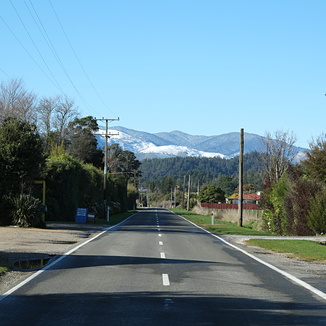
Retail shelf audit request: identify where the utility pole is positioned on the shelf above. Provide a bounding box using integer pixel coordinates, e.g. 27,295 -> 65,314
187,175 -> 191,211
182,175 -> 186,209
95,117 -> 119,220
238,128 -> 244,227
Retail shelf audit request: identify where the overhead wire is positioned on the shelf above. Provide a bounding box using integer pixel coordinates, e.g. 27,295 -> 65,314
0,67 -> 13,80
48,0 -> 117,117
2,0 -> 115,119
25,0 -> 95,115
9,0 -> 64,93
0,15 -> 63,92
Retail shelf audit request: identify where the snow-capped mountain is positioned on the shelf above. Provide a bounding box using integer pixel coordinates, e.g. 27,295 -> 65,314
96,126 -> 308,160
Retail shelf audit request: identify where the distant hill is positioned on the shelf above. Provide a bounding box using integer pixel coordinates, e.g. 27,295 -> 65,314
96,126 -> 307,160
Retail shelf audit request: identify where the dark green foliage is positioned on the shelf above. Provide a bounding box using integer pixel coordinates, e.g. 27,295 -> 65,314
284,166 -> 317,236
0,118 -> 45,194
127,184 -> 138,210
161,175 -> 176,194
307,188 -> 326,235
261,174 -> 288,235
10,194 -> 45,228
66,116 -> 103,168
213,175 -> 237,196
141,151 -> 263,195
303,136 -> 326,182
262,165 -> 321,236
45,155 -> 103,221
107,144 -> 141,184
0,118 -> 45,226
198,185 -> 225,203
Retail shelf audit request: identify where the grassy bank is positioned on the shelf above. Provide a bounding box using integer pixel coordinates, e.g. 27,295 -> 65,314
173,209 -> 271,236
246,239 -> 326,262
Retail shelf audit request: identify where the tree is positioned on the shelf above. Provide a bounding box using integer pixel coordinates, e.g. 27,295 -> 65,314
0,118 -> 45,193
54,95 -> 79,140
0,118 -> 45,226
198,185 -> 225,203
106,144 -> 141,183
66,116 -> 103,167
262,130 -> 297,184
303,134 -> 326,182
160,175 -> 175,195
0,78 -> 37,124
37,95 -> 60,135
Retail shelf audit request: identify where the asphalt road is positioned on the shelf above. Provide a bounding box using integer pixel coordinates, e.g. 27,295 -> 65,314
0,208 -> 325,325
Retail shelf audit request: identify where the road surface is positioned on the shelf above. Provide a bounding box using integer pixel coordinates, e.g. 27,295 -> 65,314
0,208 -> 325,325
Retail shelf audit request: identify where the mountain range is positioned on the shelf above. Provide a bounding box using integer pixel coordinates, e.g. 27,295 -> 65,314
96,126 -> 307,160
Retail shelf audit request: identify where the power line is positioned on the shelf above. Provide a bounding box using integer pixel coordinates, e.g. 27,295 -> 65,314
48,0 -> 115,116
0,15 -> 63,92
10,0 -> 64,93
48,0 -> 114,117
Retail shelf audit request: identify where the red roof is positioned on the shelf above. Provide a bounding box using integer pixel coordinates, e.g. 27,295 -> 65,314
229,193 -> 261,200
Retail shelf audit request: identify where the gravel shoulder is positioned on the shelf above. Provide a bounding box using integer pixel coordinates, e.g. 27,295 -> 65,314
0,223 -> 107,295
1,225 -> 326,299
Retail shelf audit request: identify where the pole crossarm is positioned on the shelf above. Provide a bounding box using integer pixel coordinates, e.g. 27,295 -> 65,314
94,117 -> 119,219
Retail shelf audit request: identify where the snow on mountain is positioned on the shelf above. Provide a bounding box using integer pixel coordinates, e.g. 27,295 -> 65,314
96,127 -> 227,160
96,126 -> 308,161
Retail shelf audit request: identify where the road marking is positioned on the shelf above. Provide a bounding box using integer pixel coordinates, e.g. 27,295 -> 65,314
158,234 -> 162,237
162,274 -> 170,286
0,212 -> 141,302
159,241 -> 163,245
160,252 -> 166,259
158,228 -> 161,232
177,213 -> 326,302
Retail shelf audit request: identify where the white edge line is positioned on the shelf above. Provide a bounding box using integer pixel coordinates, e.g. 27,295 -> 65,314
0,212 -> 140,302
176,212 -> 326,301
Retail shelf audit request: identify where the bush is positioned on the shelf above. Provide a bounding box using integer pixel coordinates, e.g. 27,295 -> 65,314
284,167 -> 317,236
10,193 -> 45,227
307,189 -> 326,235
261,174 -> 288,235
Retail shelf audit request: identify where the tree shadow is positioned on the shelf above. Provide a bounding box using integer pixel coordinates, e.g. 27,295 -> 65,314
0,291 -> 325,325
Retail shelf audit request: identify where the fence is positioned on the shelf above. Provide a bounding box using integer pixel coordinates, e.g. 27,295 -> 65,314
200,202 -> 260,210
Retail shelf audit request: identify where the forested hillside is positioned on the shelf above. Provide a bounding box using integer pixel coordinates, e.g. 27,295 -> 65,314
140,151 -> 264,195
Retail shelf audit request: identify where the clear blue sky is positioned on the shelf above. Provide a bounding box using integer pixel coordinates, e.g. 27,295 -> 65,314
1,0 -> 326,148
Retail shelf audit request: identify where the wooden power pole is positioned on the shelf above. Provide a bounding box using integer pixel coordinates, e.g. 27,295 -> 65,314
95,117 -> 119,220
238,128 -> 244,227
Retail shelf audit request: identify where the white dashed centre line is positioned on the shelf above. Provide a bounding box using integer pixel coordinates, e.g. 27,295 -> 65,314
160,252 -> 166,259
158,234 -> 162,237
159,241 -> 163,245
162,274 -> 170,286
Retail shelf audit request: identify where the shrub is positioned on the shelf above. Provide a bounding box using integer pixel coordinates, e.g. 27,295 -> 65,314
284,167 -> 318,236
261,174 -> 288,235
10,193 -> 45,228
307,189 -> 326,235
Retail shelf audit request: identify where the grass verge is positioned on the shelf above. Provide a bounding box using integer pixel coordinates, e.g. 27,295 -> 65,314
97,210 -> 139,226
246,239 -> 326,262
172,209 -> 271,236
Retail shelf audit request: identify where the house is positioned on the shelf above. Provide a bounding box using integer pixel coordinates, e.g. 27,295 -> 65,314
227,192 -> 261,205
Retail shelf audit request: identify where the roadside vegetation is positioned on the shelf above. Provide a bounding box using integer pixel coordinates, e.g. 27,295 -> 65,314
0,78 -> 141,228
174,209 -> 326,261
246,239 -> 326,262
173,209 -> 271,236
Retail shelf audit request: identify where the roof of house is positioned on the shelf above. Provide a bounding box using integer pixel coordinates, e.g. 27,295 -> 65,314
229,193 -> 261,200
